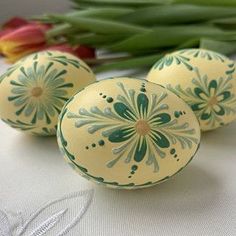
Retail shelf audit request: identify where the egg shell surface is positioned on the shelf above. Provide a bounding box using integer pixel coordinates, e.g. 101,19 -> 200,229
57,77 -> 201,189
0,50 -> 95,135
147,49 -> 236,131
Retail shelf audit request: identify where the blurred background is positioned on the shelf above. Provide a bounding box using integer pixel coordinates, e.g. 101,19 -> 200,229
0,0 -> 70,22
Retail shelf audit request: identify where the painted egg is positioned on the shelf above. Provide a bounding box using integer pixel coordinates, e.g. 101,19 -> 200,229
0,50 -> 95,135
57,78 -> 201,189
147,49 -> 236,131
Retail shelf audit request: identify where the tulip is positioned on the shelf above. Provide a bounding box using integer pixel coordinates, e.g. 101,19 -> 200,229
43,43 -> 95,59
0,23 -> 50,62
2,17 -> 29,29
0,17 -> 95,63
0,17 -> 29,38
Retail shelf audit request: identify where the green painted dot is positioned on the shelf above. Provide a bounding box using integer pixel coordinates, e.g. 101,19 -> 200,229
132,165 -> 138,171
180,111 -> 183,115
98,140 -> 105,146
131,171 -> 135,174
99,93 -> 102,95
102,95 -> 107,98
140,88 -> 146,92
174,154 -> 178,158
106,97 -> 113,103
170,148 -> 176,154
174,111 -> 180,118
183,111 -> 186,114
128,176 -> 132,178
92,143 -> 96,147
177,159 -> 180,161
85,146 -> 89,150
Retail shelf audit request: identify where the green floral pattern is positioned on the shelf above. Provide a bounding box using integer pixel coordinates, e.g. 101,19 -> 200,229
66,82 -> 198,173
0,62 -> 22,84
45,51 -> 91,73
1,119 -> 36,131
154,53 -> 193,71
167,66 -> 236,128
153,49 -> 227,71
8,61 -> 73,125
179,49 -> 227,62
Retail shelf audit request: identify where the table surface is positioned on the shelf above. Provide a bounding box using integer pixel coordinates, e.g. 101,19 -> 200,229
0,59 -> 236,236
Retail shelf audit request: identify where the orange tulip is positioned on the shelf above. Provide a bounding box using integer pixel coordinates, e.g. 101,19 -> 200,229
0,23 -> 50,62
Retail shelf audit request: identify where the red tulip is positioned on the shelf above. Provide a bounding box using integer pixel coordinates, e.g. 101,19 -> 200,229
43,43 -> 96,59
2,17 -> 29,29
0,21 -> 50,62
0,17 -> 29,39
0,17 -> 95,63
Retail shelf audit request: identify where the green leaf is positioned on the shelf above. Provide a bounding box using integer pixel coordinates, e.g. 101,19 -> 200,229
121,5 -> 236,25
50,15 -> 148,35
71,0 -> 171,8
173,0 -> 236,7
108,25 -> 236,52
200,38 -> 236,55
95,54 -> 163,73
67,33 -> 125,47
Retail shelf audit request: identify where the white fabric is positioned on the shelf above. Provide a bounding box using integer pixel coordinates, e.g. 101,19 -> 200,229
0,59 -> 236,236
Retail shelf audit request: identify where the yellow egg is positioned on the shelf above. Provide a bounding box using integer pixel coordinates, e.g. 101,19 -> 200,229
57,78 -> 201,189
147,49 -> 236,131
0,50 -> 95,135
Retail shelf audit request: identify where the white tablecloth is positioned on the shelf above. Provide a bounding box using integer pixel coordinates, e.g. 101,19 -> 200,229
0,59 -> 236,236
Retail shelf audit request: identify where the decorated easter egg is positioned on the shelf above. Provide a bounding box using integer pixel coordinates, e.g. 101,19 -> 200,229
57,78 -> 201,189
0,50 -> 95,135
147,49 -> 236,131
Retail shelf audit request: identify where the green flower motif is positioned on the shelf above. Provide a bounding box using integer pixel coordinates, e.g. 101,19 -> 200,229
179,49 -> 226,62
0,62 -> 22,84
153,53 -> 193,71
45,51 -> 91,73
192,80 -> 230,120
1,119 -> 36,131
8,61 -> 73,124
68,82 -> 198,172
167,66 -> 236,128
153,49 -> 227,72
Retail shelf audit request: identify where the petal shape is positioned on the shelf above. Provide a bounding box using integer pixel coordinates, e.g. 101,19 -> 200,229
217,91 -> 231,102
208,80 -> 217,97
191,103 -> 206,111
108,128 -> 134,143
194,87 -> 208,100
200,111 -> 211,120
3,17 -> 29,29
213,105 -> 225,116
166,56 -> 173,66
114,102 -> 136,121
134,137 -> 147,162
150,113 -> 171,125
151,130 -> 170,148
137,93 -> 149,117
